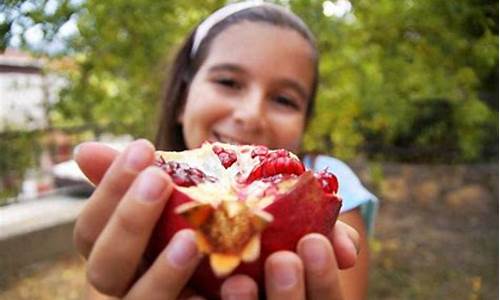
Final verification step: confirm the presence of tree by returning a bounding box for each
[1,0,498,163]
[298,0,498,162]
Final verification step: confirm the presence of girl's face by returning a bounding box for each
[179,22,315,152]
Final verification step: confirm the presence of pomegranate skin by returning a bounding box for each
[147,171,342,300]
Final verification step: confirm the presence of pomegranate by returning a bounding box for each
[147,142,342,299]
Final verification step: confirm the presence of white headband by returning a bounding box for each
[191,0,265,58]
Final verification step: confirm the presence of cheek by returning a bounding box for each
[269,115,305,150]
[182,86,231,128]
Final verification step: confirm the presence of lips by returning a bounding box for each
[212,131,250,145]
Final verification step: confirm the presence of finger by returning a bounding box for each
[125,230,202,300]
[221,275,258,300]
[74,139,155,257]
[74,142,119,185]
[330,221,359,269]
[86,166,172,297]
[297,234,343,300]
[265,251,305,300]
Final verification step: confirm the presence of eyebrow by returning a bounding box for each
[207,63,310,101]
[207,63,247,74]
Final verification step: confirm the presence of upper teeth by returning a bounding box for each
[217,133,241,145]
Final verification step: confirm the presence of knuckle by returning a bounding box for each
[105,175,132,198]
[114,206,148,237]
[95,167,136,201]
[87,266,127,298]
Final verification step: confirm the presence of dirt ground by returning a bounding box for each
[369,195,498,300]
[0,195,498,300]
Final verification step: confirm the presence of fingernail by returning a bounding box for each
[221,275,257,300]
[299,235,330,273]
[166,230,199,269]
[134,167,167,201]
[269,256,298,289]
[125,140,153,171]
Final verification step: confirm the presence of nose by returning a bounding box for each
[232,90,267,133]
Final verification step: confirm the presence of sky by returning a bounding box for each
[2,0,82,54]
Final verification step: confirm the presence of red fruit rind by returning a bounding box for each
[146,142,342,300]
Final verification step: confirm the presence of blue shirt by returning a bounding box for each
[303,154,378,235]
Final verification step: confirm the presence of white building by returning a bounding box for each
[0,48,66,131]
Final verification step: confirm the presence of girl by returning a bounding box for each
[74,1,376,299]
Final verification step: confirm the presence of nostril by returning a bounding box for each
[233,106,268,133]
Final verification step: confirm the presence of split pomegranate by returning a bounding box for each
[146,142,342,299]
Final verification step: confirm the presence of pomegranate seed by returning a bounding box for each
[213,146,237,168]
[275,157,286,173]
[251,146,269,159]
[262,161,276,177]
[293,161,305,174]
[315,170,339,194]
[246,154,305,183]
[157,160,215,187]
[246,165,263,183]
[275,149,289,157]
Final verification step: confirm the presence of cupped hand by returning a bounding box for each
[74,140,360,300]
[73,140,203,299]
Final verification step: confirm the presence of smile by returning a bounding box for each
[213,131,249,145]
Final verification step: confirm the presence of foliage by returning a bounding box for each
[0,130,40,204]
[298,0,498,162]
[51,0,229,140]
[1,0,498,162]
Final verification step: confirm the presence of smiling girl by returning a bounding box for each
[74,2,376,299]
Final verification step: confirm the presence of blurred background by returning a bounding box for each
[0,0,498,299]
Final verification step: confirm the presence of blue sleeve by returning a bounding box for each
[304,155,378,235]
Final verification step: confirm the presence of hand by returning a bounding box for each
[218,223,359,300]
[75,141,360,300]
[73,140,204,299]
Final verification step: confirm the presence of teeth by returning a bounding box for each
[215,132,241,145]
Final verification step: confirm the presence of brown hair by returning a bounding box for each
[154,3,319,151]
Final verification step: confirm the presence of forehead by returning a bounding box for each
[200,22,315,86]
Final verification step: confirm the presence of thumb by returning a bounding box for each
[74,142,120,185]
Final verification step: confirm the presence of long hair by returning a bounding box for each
[154,3,319,151]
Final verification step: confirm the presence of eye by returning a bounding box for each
[215,78,241,90]
[273,95,300,110]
